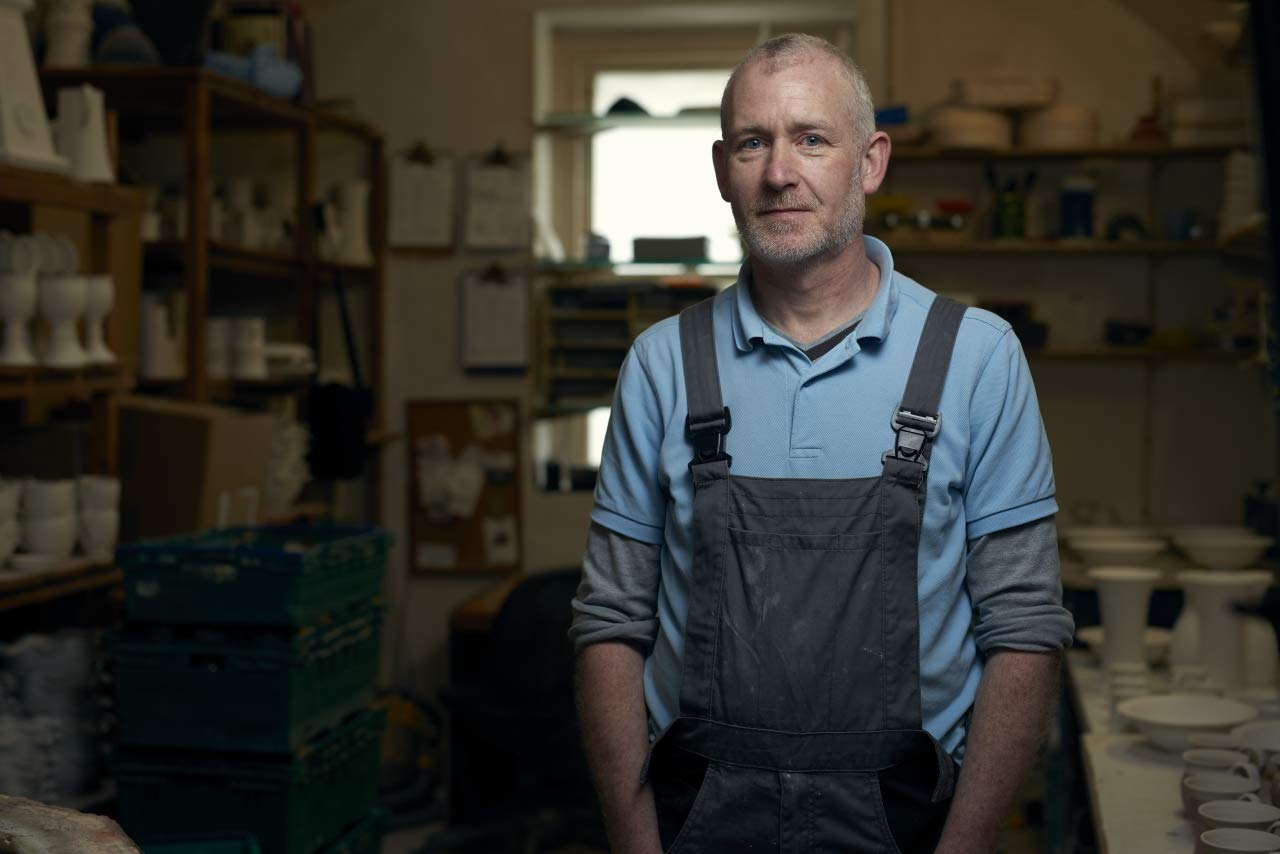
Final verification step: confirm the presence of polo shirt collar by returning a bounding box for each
[730,234,900,352]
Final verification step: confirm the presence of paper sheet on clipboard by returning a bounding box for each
[388,155,454,248]
[460,271,528,371]
[463,158,530,250]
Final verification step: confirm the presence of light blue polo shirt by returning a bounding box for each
[590,235,1058,756]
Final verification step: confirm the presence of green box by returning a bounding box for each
[113,606,382,753]
[116,708,385,854]
[116,524,390,627]
[142,835,261,854]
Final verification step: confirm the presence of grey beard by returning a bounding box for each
[734,187,865,265]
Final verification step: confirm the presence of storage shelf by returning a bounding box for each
[0,163,144,214]
[40,68,380,140]
[0,365,130,401]
[146,240,304,279]
[882,239,1220,256]
[0,558,121,613]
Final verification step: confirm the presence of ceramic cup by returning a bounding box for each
[1186,773,1264,814]
[1199,827,1280,853]
[21,513,76,558]
[78,510,117,559]
[1196,733,1251,752]
[1188,750,1264,781]
[76,476,119,512]
[1200,800,1280,834]
[23,479,76,518]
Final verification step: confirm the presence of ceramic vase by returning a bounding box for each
[43,10,93,68]
[139,292,184,380]
[82,274,114,364]
[0,0,66,172]
[336,180,373,265]
[1179,570,1274,693]
[54,85,112,181]
[0,272,37,365]
[37,274,86,368]
[1090,567,1159,669]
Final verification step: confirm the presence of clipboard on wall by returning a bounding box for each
[388,141,456,250]
[460,263,529,373]
[462,142,531,251]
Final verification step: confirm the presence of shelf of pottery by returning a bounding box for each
[34,66,387,409]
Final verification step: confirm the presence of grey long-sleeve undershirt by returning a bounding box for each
[569,515,1074,656]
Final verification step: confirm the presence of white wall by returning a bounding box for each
[305,0,1264,698]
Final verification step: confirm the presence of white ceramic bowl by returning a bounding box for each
[1060,525,1159,542]
[1185,773,1262,813]
[1070,537,1166,567]
[1199,799,1280,833]
[1192,733,1247,751]
[1167,525,1256,541]
[1233,721,1280,756]
[78,510,118,559]
[1200,827,1280,852]
[1076,625,1172,665]
[1176,533,1273,571]
[1119,694,1258,751]
[76,475,120,511]
[22,479,75,518]
[21,513,76,558]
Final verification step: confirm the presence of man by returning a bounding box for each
[572,33,1073,854]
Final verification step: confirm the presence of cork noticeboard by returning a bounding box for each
[406,399,522,574]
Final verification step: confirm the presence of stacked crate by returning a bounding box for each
[111,524,391,854]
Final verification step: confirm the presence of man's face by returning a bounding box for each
[714,54,868,265]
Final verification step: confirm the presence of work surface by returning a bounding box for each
[1066,651,1196,854]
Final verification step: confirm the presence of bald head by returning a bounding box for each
[720,34,875,148]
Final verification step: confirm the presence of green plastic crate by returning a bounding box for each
[116,524,390,626]
[319,808,387,854]
[116,708,385,854]
[113,605,382,753]
[142,835,261,854]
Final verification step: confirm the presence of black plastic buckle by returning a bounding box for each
[881,405,940,470]
[687,407,732,470]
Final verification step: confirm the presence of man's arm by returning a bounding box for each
[934,649,1061,854]
[577,641,663,854]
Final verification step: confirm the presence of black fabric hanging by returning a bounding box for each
[308,266,375,479]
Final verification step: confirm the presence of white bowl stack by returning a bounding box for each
[76,476,119,560]
[19,479,77,561]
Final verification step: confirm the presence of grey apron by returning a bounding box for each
[646,295,968,853]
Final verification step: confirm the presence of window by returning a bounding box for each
[591,70,739,263]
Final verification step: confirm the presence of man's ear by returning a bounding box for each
[861,130,892,196]
[712,139,730,202]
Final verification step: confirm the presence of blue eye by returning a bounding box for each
[803,135,822,146]
[741,138,763,150]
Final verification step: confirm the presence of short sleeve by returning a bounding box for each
[590,344,667,544]
[964,328,1058,539]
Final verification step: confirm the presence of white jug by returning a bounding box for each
[54,85,113,182]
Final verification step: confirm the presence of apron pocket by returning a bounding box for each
[718,527,884,731]
[876,745,957,853]
[793,770,901,853]
[652,747,779,853]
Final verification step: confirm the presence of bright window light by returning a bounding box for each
[592,70,741,264]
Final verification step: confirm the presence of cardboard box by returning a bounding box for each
[117,396,277,541]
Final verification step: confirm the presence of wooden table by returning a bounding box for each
[1066,651,1195,853]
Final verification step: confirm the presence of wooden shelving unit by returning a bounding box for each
[40,67,388,523]
[0,559,122,613]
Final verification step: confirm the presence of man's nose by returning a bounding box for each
[763,146,800,191]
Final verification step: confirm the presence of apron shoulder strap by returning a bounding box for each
[678,297,731,470]
[885,296,968,469]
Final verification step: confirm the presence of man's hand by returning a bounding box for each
[934,650,1061,854]
[576,641,663,854]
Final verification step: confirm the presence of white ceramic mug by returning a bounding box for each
[1186,773,1264,814]
[1200,799,1280,834]
[1187,750,1262,781]
[21,513,76,558]
[78,510,117,559]
[1196,733,1250,752]
[1200,827,1280,852]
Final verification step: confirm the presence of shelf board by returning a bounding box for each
[0,163,144,214]
[0,365,129,401]
[138,376,311,396]
[40,68,381,141]
[548,339,632,351]
[535,113,719,134]
[890,143,1240,161]
[536,260,740,279]
[1219,218,1269,261]
[547,369,621,381]
[883,239,1220,255]
[0,558,121,612]
[547,309,630,320]
[147,240,304,279]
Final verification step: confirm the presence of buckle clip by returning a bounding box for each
[686,407,732,470]
[882,404,940,470]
